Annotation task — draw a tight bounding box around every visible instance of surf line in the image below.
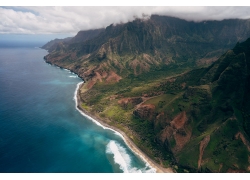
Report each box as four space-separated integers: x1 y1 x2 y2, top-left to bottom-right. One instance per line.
73 81 156 173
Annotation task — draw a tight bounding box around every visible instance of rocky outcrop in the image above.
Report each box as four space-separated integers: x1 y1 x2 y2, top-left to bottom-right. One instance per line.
159 111 191 153
198 135 210 169
235 132 250 151
133 104 156 121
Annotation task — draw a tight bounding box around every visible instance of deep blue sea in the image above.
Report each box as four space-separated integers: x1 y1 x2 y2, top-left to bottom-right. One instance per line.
0 45 155 173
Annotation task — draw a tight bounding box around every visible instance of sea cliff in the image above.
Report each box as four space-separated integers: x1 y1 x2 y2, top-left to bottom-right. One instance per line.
43 15 250 172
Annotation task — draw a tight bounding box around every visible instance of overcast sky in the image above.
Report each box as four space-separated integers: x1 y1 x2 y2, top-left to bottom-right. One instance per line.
1 5 250 37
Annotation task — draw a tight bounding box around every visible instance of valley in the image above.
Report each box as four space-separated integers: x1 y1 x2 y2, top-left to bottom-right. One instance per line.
43 15 250 172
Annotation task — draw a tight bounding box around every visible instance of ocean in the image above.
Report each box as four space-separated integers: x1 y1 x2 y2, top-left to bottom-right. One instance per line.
0 44 155 173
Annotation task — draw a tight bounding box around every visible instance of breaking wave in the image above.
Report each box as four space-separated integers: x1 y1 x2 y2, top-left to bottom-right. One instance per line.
106 140 156 173
74 82 156 173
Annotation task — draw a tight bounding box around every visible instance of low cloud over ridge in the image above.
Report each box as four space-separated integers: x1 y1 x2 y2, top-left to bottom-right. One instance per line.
1 6 250 35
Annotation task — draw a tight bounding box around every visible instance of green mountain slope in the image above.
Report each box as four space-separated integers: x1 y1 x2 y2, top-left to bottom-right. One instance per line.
41 37 72 52
75 37 250 173
44 15 250 83
43 15 250 172
42 28 104 53
152 38 250 172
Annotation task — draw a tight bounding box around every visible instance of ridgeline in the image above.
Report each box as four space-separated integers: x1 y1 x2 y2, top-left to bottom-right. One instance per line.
43 15 250 172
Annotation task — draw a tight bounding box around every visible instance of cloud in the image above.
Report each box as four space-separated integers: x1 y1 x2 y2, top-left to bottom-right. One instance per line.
1 6 250 35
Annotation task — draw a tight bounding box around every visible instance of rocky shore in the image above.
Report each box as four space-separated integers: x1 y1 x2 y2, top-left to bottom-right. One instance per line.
75 82 174 173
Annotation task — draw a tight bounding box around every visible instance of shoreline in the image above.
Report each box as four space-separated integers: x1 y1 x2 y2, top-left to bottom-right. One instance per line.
74 82 174 173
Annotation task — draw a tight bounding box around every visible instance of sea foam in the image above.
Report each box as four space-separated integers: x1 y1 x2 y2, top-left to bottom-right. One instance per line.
74 82 156 173
106 140 130 173
69 75 78 78
74 82 124 137
106 140 156 173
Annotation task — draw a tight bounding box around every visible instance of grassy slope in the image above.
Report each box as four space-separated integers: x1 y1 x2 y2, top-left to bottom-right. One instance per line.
78 38 250 173
43 17 250 172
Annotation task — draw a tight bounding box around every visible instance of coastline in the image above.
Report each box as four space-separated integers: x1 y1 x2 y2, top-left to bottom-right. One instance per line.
74 82 174 173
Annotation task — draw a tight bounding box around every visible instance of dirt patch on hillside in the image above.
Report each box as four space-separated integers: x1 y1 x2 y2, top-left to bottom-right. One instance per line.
129 59 140 75
107 59 124 71
106 71 122 83
118 97 143 109
219 164 223 172
170 111 188 130
143 53 159 65
166 78 176 83
109 95 118 101
160 126 174 143
181 82 186 89
95 72 103 82
83 66 96 78
85 70 104 89
196 57 218 66
227 168 246 173
235 132 250 151
86 79 96 89
129 59 150 75
84 69 121 89
80 53 90 60
171 111 190 152
118 98 130 105
198 135 210 169
173 128 192 152
248 166 250 171
133 104 156 121
159 111 191 152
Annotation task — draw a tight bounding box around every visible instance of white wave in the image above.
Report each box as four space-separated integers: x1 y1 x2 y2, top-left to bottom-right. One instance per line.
106 140 130 173
69 75 78 78
73 82 124 137
74 82 156 173
106 140 157 173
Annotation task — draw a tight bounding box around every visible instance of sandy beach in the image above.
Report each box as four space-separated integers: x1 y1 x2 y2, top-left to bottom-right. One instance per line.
75 82 174 173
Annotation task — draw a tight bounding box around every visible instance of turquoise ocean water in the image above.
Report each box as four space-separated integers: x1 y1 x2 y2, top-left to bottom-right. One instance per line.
0 44 155 173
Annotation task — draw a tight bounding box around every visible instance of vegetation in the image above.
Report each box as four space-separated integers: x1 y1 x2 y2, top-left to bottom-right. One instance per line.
43 15 250 172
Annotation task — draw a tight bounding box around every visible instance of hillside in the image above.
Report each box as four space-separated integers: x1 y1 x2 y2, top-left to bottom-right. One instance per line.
44 15 250 82
75 37 250 173
43 15 250 172
42 28 104 53
139 38 250 172
41 37 72 52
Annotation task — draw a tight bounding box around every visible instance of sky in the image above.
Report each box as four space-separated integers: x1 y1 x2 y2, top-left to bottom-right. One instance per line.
1 1 250 45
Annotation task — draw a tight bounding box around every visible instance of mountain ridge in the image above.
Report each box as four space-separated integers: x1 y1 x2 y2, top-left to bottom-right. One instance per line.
44 15 250 83
42 15 250 172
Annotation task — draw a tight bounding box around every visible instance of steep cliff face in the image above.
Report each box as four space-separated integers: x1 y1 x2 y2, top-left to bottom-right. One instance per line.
41 37 72 52
76 38 250 172
133 38 250 172
44 15 250 86
42 15 250 172
68 28 105 44
42 28 104 53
